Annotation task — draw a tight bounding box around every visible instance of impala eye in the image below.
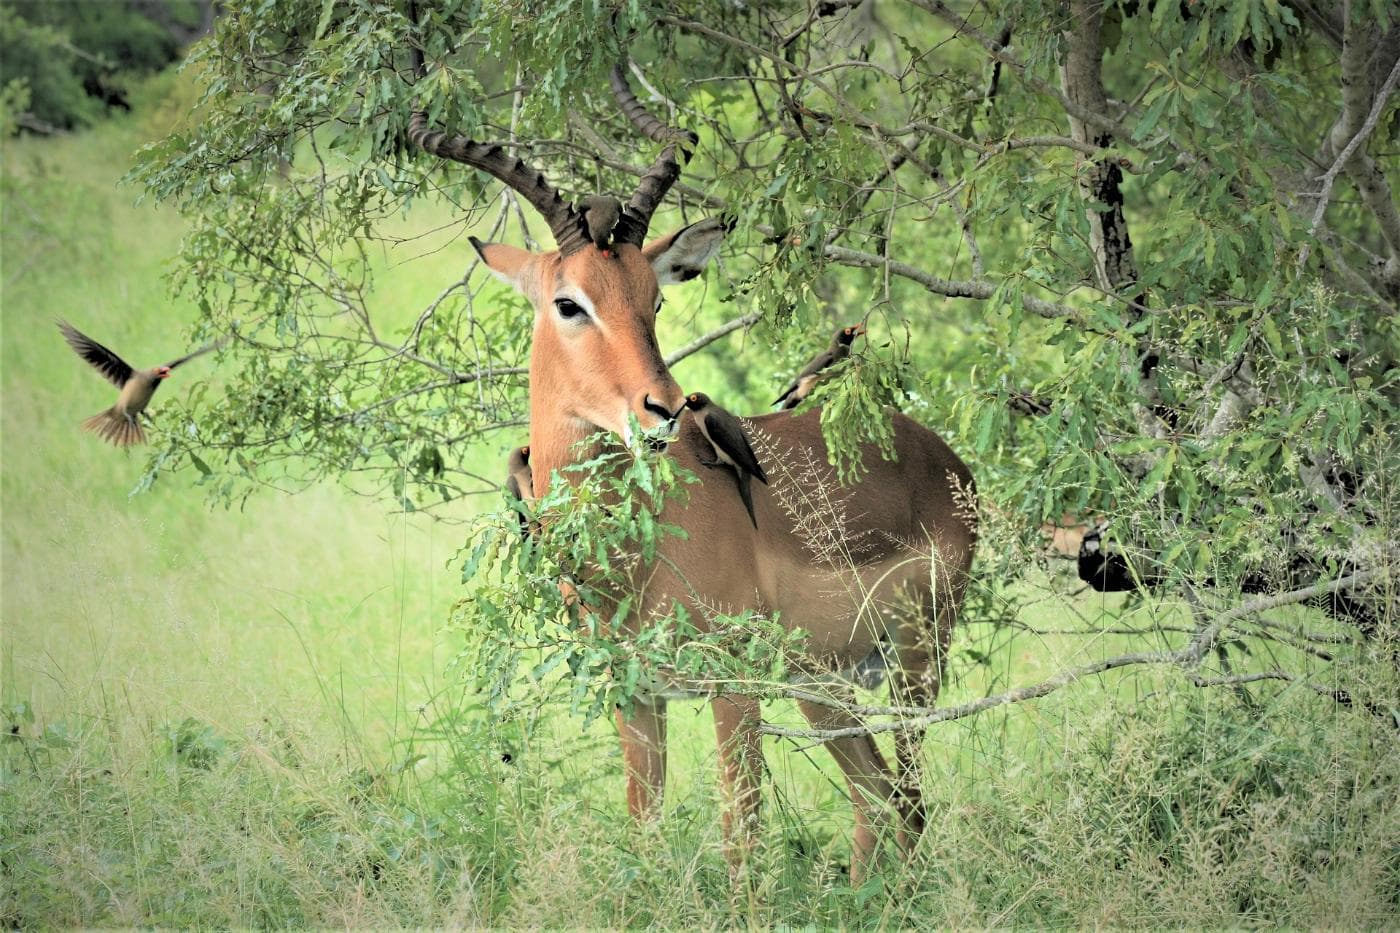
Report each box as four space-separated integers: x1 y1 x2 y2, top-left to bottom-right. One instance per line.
554 297 586 319
655 297 665 315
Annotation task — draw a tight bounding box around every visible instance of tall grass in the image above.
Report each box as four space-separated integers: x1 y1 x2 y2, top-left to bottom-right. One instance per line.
3 69 1397 928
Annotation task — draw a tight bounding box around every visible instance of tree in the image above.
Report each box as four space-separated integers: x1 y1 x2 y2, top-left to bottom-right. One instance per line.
133 0 1396 723
0 0 211 132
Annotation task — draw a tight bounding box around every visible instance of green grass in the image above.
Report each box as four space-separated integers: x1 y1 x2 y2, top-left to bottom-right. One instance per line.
3 71 1398 928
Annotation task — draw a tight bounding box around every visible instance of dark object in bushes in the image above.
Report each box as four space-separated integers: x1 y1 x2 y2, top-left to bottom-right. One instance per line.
1078 524 1160 593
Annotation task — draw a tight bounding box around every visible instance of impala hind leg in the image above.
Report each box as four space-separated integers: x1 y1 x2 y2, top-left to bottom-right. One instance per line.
617 699 667 820
711 693 764 873
889 574 961 851
795 696 897 884
889 650 941 850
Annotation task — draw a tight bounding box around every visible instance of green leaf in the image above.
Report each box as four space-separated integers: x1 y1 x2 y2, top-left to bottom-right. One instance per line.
315 0 336 41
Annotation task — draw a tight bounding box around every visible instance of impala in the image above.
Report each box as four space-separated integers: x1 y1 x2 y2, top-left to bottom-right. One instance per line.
408 38 978 880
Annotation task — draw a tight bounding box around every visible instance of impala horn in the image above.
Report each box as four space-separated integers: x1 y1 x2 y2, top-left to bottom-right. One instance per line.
406 8 591 256
609 62 698 248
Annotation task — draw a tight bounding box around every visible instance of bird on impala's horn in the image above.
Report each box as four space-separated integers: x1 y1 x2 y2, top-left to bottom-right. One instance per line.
773 322 866 410
505 444 535 536
58 320 225 447
684 392 769 529
578 195 623 252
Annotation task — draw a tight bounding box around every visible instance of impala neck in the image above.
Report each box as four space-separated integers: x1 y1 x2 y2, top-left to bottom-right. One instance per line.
527 342 603 499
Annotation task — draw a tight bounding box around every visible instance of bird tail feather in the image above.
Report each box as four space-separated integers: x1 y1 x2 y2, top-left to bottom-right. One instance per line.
82 409 145 447
734 469 758 529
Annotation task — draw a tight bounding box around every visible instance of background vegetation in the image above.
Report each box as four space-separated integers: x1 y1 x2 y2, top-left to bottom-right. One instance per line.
0 0 212 132
4 0 1398 927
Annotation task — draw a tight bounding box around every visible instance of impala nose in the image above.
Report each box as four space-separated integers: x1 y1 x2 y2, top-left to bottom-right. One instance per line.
643 394 678 424
636 392 684 450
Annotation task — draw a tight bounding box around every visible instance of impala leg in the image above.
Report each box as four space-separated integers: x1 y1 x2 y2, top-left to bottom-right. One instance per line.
617 699 667 821
889 573 960 852
889 649 939 851
711 693 764 873
795 696 896 885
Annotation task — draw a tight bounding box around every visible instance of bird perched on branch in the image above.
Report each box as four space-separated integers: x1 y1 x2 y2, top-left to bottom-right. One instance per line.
58 320 225 447
505 444 535 537
774 322 865 410
685 392 768 528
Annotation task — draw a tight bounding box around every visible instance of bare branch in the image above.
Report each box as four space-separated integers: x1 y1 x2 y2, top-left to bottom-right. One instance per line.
761 570 1382 740
1299 55 1400 270
664 312 762 366
822 245 1079 320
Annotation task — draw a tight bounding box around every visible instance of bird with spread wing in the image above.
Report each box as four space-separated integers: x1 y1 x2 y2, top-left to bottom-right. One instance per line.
58 320 225 447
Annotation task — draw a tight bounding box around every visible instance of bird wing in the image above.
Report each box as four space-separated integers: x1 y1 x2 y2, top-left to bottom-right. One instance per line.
795 347 838 381
772 379 800 406
708 412 768 484
58 320 135 388
774 349 838 405
164 336 229 370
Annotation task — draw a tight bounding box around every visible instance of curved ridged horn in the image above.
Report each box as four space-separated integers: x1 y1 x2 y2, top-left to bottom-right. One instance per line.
609 63 698 248
408 26 589 255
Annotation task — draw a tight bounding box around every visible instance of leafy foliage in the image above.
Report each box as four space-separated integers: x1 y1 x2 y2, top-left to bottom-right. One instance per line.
128 0 1396 781
453 432 804 722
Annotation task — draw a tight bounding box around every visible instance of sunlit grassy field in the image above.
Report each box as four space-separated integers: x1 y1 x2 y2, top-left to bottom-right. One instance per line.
4 72 1397 928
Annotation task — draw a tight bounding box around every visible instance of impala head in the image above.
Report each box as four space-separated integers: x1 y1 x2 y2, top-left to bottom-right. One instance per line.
471 218 723 446
409 43 723 461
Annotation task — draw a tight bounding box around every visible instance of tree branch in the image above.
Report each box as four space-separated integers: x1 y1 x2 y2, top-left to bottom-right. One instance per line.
822 244 1079 319
761 570 1382 740
665 312 762 366
1299 54 1400 271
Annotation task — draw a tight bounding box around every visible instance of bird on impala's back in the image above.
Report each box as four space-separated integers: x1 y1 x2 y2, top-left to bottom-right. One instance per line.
774 322 865 410
684 392 768 528
58 320 225 447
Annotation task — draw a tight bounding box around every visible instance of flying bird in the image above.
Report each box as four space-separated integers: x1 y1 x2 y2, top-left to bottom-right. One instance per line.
505 444 535 536
773 322 865 410
58 320 224 447
685 392 768 528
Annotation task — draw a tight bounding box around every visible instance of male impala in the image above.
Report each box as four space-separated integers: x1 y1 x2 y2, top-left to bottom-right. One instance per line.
409 40 977 880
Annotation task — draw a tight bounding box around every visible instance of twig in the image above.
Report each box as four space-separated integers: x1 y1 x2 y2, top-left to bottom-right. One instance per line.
1298 56 1400 270
760 569 1381 740
664 312 761 366
823 245 1079 320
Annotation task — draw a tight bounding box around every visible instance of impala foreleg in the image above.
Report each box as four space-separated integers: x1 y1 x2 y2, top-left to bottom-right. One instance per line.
711 693 764 873
617 699 667 821
795 696 897 885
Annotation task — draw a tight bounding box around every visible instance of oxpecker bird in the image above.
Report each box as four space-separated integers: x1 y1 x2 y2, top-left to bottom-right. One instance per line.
58 320 225 447
505 444 535 536
684 392 768 529
579 194 623 251
773 322 866 410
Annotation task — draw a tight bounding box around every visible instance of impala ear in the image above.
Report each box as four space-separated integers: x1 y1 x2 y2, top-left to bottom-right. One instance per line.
471 237 537 294
643 218 725 287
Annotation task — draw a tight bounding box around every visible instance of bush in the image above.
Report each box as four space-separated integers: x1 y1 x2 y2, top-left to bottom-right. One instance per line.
0 0 200 131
